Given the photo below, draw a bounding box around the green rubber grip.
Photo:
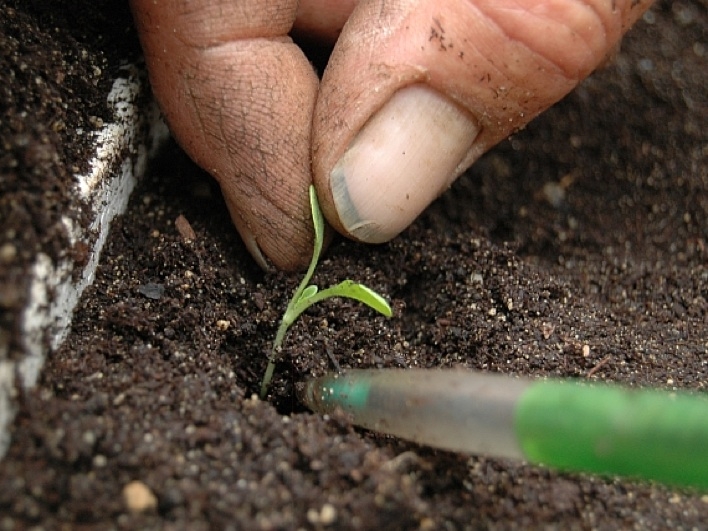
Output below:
[515,381,708,490]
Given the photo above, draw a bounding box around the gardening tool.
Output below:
[299,368,708,490]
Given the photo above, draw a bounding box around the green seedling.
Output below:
[259,185,392,398]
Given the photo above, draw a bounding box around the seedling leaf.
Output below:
[299,285,319,301]
[316,280,393,317]
[309,185,325,265]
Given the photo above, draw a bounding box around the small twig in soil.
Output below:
[587,355,611,378]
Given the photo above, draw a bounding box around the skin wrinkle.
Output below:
[216,88,234,181]
[184,62,223,156]
[500,14,586,80]
[356,7,524,134]
[449,13,525,104]
[575,0,610,58]
[245,139,307,227]
[172,0,296,45]
[456,13,551,121]
[473,1,603,82]
[195,44,307,185]
[203,85,230,153]
[186,85,211,163]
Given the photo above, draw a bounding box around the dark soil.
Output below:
[1,0,707,529]
[0,0,140,362]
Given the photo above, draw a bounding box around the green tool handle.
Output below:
[301,369,708,490]
[516,381,708,490]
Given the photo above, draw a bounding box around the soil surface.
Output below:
[1,1,707,529]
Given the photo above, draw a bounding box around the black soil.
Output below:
[1,1,707,529]
[0,0,140,362]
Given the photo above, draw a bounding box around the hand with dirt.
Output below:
[130,0,653,270]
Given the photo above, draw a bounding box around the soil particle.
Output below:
[1,0,707,529]
[123,480,158,513]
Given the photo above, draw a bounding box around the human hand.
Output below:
[130,0,653,270]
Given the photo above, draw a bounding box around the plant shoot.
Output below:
[259,186,392,398]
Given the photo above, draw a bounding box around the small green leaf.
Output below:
[299,284,319,301]
[309,185,325,264]
[324,280,393,317]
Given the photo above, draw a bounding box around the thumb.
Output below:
[312,0,653,243]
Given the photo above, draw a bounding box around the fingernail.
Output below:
[238,223,270,271]
[331,84,480,243]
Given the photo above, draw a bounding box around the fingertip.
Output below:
[223,184,314,272]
